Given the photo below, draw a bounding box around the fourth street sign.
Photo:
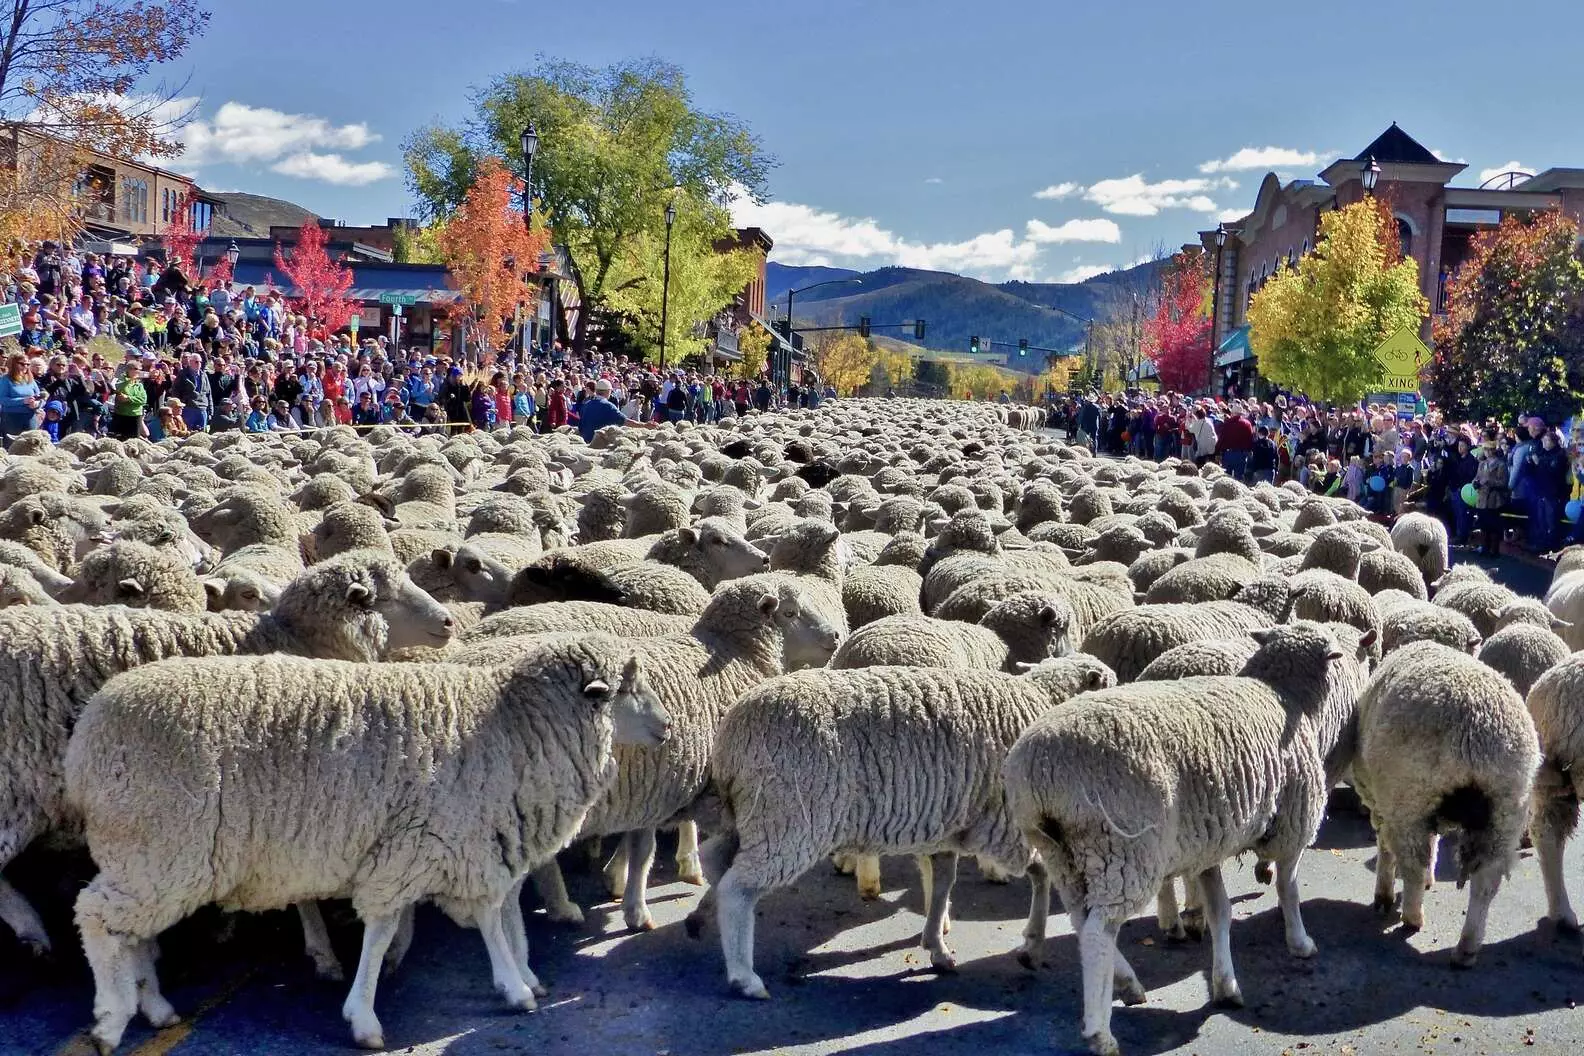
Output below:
[378,292,418,306]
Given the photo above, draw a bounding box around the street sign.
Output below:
[0,303,20,338]
[348,314,359,331]
[378,292,418,306]
[1370,327,1432,392]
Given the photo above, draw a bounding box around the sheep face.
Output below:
[685,522,769,583]
[761,588,843,671]
[280,554,457,657]
[605,655,672,748]
[440,544,514,605]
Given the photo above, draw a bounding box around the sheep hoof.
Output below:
[624,910,655,933]
[1161,923,1189,945]
[929,949,958,974]
[1211,983,1245,1009]
[543,903,585,926]
[1370,893,1398,917]
[1082,1029,1121,1056]
[500,984,538,1012]
[20,935,51,958]
[729,975,769,1000]
[1551,912,1581,935]
[1253,860,1273,885]
[1287,936,1317,959]
[1401,909,1424,931]
[1450,943,1479,970]
[1118,979,1148,1006]
[529,980,549,999]
[144,1005,181,1030]
[1016,946,1045,971]
[857,883,882,902]
[684,911,706,940]
[313,956,347,983]
[676,857,706,886]
[1180,910,1205,941]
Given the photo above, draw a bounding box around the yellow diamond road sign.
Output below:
[1371,327,1432,391]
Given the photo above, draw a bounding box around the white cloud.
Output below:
[1476,161,1535,186]
[1216,208,1250,224]
[1033,181,1079,200]
[730,190,1045,281]
[177,101,380,167]
[1432,148,1468,164]
[923,176,943,185]
[1083,174,1232,216]
[1025,218,1122,244]
[1056,264,1112,283]
[271,152,394,186]
[1199,146,1318,174]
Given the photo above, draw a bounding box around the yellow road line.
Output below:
[52,967,257,1056]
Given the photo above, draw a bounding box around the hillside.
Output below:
[206,192,319,238]
[764,258,1168,358]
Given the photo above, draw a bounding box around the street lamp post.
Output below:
[520,123,539,231]
[1362,155,1380,197]
[225,240,240,272]
[783,276,862,388]
[658,198,676,372]
[1210,225,1227,391]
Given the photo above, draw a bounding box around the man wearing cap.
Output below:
[174,352,212,433]
[577,377,654,443]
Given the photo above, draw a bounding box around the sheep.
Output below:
[1391,511,1450,587]
[1143,552,1263,604]
[623,480,693,536]
[0,564,56,607]
[1524,654,1584,942]
[1079,580,1289,683]
[1435,579,1519,640]
[0,492,111,569]
[1287,568,1380,636]
[56,540,208,612]
[0,538,74,596]
[455,574,843,931]
[0,550,456,960]
[66,635,669,1053]
[1380,602,1482,655]
[1357,548,1431,600]
[1126,547,1193,595]
[1477,624,1569,696]
[1350,642,1540,966]
[202,565,282,612]
[511,555,710,614]
[1544,568,1584,651]
[1004,624,1356,1056]
[462,601,694,642]
[307,500,398,562]
[831,593,1075,673]
[767,518,850,634]
[1134,637,1259,681]
[934,564,1130,641]
[1493,597,1568,633]
[690,661,1106,999]
[842,563,925,628]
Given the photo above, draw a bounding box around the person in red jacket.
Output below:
[1217,406,1256,481]
[545,378,568,430]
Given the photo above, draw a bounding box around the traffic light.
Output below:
[969,335,981,355]
[914,319,926,341]
[859,315,871,338]
[1018,338,1029,357]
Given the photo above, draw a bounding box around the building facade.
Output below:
[1201,124,1584,394]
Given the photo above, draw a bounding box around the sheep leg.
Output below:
[340,911,400,1050]
[1424,833,1439,891]
[855,854,883,901]
[1371,837,1399,915]
[1018,858,1050,969]
[1532,794,1579,931]
[622,829,658,932]
[977,855,1012,884]
[296,901,345,981]
[915,854,950,934]
[920,851,958,972]
[1199,865,1243,1008]
[676,822,705,886]
[716,866,768,1000]
[1451,863,1504,969]
[1274,853,1316,958]
[131,939,178,1029]
[603,837,630,899]
[1180,873,1206,940]
[684,832,737,940]
[1076,908,1124,1056]
[1155,876,1187,942]
[831,851,857,875]
[530,860,585,924]
[500,876,545,996]
[79,913,140,1055]
[383,905,415,973]
[1399,856,1428,932]
[0,875,50,956]
[470,897,538,1010]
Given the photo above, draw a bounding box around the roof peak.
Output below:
[1353,123,1441,165]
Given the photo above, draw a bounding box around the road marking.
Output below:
[52,967,257,1056]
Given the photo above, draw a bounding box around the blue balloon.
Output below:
[1368,475,1387,493]
[1567,499,1583,523]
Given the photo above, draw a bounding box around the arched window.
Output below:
[1394,213,1417,259]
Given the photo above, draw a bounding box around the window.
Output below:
[121,177,148,224]
[190,199,212,232]
[1397,219,1413,257]
[161,188,171,223]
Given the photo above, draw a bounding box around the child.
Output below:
[1391,448,1415,515]
[1344,455,1365,503]
[41,399,64,443]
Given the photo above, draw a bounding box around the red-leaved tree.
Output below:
[437,156,550,353]
[160,190,202,267]
[1144,251,1213,393]
[274,221,357,331]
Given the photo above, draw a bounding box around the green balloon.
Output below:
[1460,483,1478,506]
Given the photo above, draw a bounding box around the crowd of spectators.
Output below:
[0,238,829,451]
[1052,390,1584,555]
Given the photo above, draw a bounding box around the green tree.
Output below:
[403,56,774,355]
[735,320,771,380]
[1248,198,1428,405]
[391,220,448,264]
[815,333,878,395]
[1430,211,1584,424]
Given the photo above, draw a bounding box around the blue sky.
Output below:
[168,0,1584,283]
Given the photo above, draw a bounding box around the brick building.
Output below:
[1201,123,1584,394]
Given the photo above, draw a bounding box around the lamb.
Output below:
[1004,624,1354,1056]
[1523,654,1584,943]
[1134,637,1259,681]
[454,574,843,932]
[66,635,669,1052]
[1357,549,1431,600]
[0,550,456,960]
[1350,641,1539,966]
[1390,511,1450,587]
[1380,602,1482,654]
[1477,623,1569,696]
[56,540,208,612]
[831,593,1075,673]
[1079,579,1289,683]
[691,661,1105,999]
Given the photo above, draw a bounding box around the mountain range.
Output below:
[764,259,1166,362]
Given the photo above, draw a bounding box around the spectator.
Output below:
[0,351,42,445]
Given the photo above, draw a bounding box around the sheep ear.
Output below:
[431,547,455,571]
[116,578,145,599]
[582,679,611,700]
[1552,615,1572,630]
[678,526,701,547]
[1326,649,1345,661]
[1358,628,1379,648]
[1087,671,1105,689]
[346,581,373,606]
[203,578,226,604]
[357,492,397,518]
[1013,661,1039,671]
[757,593,781,617]
[1249,628,1276,645]
[28,507,45,526]
[621,655,641,686]
[1038,605,1059,626]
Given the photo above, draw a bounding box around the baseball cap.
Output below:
[595,378,612,393]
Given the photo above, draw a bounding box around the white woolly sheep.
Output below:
[1390,511,1450,587]
[1434,579,1519,640]
[832,592,1074,673]
[1357,549,1431,600]
[1134,637,1259,682]
[1079,580,1289,683]
[0,538,74,596]
[1350,641,1539,966]
[1524,654,1584,945]
[0,564,55,608]
[842,563,925,628]
[66,636,668,1052]
[1477,623,1569,696]
[57,540,208,612]
[1380,602,1482,655]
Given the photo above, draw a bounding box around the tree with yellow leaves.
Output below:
[816,333,879,395]
[1248,197,1428,405]
[735,321,771,380]
[872,344,915,390]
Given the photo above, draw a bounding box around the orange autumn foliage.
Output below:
[438,157,550,351]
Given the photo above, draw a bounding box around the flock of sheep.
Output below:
[0,398,1580,1056]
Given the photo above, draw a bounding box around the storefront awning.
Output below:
[1215,325,1253,367]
